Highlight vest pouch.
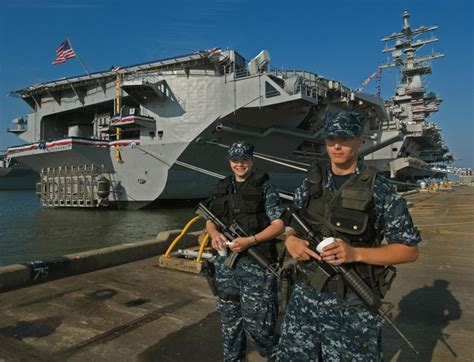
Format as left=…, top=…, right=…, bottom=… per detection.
left=341, top=189, right=371, bottom=211
left=323, top=275, right=347, bottom=302
left=329, top=209, right=368, bottom=236
left=246, top=218, right=259, bottom=231
left=241, top=193, right=263, bottom=213
left=302, top=208, right=333, bottom=238
left=213, top=183, right=229, bottom=197
left=211, top=200, right=227, bottom=217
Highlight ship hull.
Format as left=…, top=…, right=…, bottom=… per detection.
left=0, top=168, right=39, bottom=190
left=6, top=118, right=309, bottom=208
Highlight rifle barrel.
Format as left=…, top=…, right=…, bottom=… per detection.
left=379, top=309, right=419, bottom=354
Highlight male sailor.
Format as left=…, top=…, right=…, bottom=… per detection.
left=276, top=111, right=420, bottom=361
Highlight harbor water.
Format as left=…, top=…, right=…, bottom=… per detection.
left=0, top=191, right=195, bottom=266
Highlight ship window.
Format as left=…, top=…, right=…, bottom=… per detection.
left=158, top=131, right=164, bottom=139
left=265, top=82, right=280, bottom=98
left=392, top=148, right=398, bottom=152
left=149, top=131, right=155, bottom=138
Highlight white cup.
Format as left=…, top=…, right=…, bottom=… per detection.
left=316, top=237, right=336, bottom=253
left=218, top=247, right=227, bottom=257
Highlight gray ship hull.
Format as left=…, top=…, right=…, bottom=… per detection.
left=0, top=170, right=39, bottom=190
left=0, top=167, right=39, bottom=190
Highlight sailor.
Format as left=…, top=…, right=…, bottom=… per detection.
left=276, top=111, right=421, bottom=361
left=206, top=141, right=285, bottom=361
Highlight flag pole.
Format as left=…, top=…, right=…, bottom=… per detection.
left=67, top=36, right=91, bottom=75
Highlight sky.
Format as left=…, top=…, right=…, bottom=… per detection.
left=0, top=0, right=472, bottom=167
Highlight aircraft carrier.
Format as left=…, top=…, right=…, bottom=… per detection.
left=5, top=10, right=451, bottom=208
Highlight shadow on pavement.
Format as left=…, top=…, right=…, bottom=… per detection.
left=384, top=279, right=461, bottom=361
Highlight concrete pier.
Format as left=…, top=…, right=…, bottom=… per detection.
left=383, top=186, right=473, bottom=361
left=0, top=187, right=473, bottom=361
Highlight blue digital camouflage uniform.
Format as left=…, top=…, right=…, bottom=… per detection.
left=276, top=112, right=421, bottom=361
left=215, top=141, right=285, bottom=361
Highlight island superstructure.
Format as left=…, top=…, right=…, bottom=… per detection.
left=364, top=9, right=451, bottom=181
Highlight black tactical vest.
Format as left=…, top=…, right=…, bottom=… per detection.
left=305, top=162, right=380, bottom=246
left=210, top=170, right=277, bottom=261
left=302, top=162, right=386, bottom=291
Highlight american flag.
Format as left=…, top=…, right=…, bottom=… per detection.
left=52, top=39, right=76, bottom=65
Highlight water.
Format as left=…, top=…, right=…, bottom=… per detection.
left=0, top=191, right=196, bottom=266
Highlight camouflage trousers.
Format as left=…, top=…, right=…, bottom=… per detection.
left=214, top=254, right=278, bottom=362
left=276, top=283, right=383, bottom=362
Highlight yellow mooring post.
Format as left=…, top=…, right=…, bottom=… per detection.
left=159, top=215, right=212, bottom=273
left=164, top=216, right=203, bottom=257
left=196, top=233, right=210, bottom=263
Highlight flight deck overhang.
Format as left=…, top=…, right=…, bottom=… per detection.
left=9, top=50, right=223, bottom=99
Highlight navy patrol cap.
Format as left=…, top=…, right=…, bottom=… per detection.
left=227, top=141, right=254, bottom=160
left=323, top=111, right=364, bottom=138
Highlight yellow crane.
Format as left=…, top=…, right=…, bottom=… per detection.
left=114, top=71, right=123, bottom=163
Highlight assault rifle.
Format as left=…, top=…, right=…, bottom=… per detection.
left=195, top=202, right=280, bottom=278
left=287, top=208, right=419, bottom=354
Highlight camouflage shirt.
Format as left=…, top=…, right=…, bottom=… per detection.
left=293, top=162, right=421, bottom=246
left=230, top=178, right=285, bottom=221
